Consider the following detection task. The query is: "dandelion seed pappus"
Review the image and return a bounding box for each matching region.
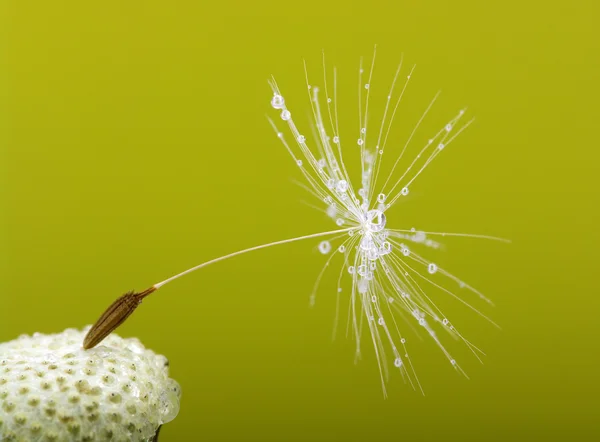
[266,46,509,394]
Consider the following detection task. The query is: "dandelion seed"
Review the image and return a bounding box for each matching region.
[84,48,507,396]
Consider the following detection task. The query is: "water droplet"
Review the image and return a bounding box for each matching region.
[445,124,452,132]
[378,317,385,325]
[394,357,402,367]
[357,139,364,146]
[333,135,340,144]
[364,84,370,90]
[336,218,344,226]
[348,266,355,274]
[296,159,303,166]
[401,187,409,196]
[281,110,291,121]
[336,180,348,193]
[402,247,410,257]
[327,98,332,103]
[428,263,438,274]
[326,178,335,189]
[358,279,368,294]
[400,338,406,344]
[442,318,449,326]
[338,245,346,253]
[271,94,285,109]
[297,135,306,143]
[450,359,456,365]
[377,193,386,203]
[361,128,366,134]
[388,297,394,303]
[419,318,425,326]
[371,295,377,303]
[365,209,386,232]
[318,241,331,254]
[438,143,445,150]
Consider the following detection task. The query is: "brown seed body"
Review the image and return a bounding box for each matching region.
[83,287,156,350]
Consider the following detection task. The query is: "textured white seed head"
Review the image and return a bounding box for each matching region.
[0,327,181,442]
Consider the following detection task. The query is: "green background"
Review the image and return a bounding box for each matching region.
[1,1,599,440]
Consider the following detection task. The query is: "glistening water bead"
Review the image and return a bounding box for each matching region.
[365,210,386,232]
[318,241,332,254]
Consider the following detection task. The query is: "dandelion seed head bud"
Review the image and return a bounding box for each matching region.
[0,327,180,441]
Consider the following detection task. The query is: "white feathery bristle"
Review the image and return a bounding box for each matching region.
[0,327,180,441]
[265,48,508,395]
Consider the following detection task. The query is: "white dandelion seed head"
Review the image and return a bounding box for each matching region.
[0,328,180,441]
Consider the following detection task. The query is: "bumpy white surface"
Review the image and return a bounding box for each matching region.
[0,327,180,441]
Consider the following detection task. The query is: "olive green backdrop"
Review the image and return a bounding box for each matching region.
[1,1,599,441]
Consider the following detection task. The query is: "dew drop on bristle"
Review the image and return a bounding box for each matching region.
[445,124,452,132]
[271,94,285,109]
[336,180,348,193]
[297,135,306,143]
[318,241,331,254]
[333,136,339,144]
[326,205,337,218]
[281,110,291,121]
[358,279,369,294]
[296,159,303,166]
[394,358,402,367]
[401,187,409,196]
[338,245,346,253]
[438,143,445,150]
[377,193,386,203]
[336,218,344,226]
[365,210,386,232]
[428,263,438,274]
[348,266,355,275]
